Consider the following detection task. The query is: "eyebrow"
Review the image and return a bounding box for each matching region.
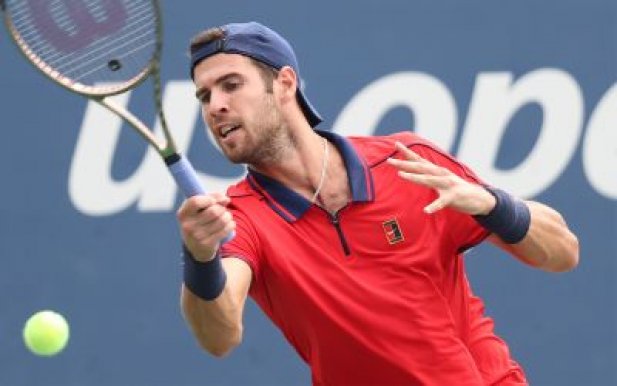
[195,72,242,100]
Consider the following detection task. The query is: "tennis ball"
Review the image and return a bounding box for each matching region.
[23,310,70,356]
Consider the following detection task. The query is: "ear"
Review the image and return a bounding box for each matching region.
[275,66,298,103]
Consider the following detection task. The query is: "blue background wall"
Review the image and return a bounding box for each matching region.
[0,0,615,385]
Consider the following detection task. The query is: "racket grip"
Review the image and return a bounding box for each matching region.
[167,155,235,244]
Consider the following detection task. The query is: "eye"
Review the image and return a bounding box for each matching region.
[222,79,241,92]
[197,90,211,104]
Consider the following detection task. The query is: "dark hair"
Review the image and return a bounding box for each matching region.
[190,27,279,92]
[189,27,224,55]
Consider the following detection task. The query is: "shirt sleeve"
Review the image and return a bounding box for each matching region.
[219,204,262,288]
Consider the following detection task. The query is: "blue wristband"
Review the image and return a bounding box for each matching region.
[473,186,531,244]
[182,245,227,300]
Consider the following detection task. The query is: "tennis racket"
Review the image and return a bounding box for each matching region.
[1,0,233,242]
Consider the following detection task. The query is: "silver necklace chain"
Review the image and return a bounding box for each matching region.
[311,137,329,203]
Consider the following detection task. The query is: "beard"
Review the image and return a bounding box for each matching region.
[223,95,292,167]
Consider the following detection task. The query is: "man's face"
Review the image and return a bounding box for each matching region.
[193,53,288,165]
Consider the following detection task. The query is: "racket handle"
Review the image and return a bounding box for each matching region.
[167,155,235,244]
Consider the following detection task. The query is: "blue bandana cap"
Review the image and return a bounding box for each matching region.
[190,22,322,128]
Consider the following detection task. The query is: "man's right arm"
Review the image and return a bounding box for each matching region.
[177,193,250,357]
[181,256,252,357]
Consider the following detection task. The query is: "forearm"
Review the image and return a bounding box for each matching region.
[490,201,579,272]
[181,282,244,357]
[181,257,251,357]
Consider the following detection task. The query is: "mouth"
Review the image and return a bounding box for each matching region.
[219,124,241,139]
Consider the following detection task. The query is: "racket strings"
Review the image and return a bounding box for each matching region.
[62,24,155,82]
[41,5,153,71]
[28,1,152,79]
[6,0,158,88]
[26,3,153,70]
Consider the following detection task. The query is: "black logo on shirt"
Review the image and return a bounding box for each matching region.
[382,218,404,245]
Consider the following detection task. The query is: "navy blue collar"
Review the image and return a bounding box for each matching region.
[246,130,375,222]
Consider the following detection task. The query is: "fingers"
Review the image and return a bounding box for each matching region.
[424,196,448,214]
[397,172,453,189]
[388,159,450,180]
[209,191,232,206]
[177,194,230,218]
[395,171,457,214]
[394,141,423,161]
[387,142,452,191]
[177,194,236,261]
[187,210,235,245]
[387,142,448,177]
[388,141,470,215]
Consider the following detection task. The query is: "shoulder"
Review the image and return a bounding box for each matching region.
[224,178,265,216]
[226,178,254,198]
[346,131,448,166]
[347,130,482,182]
[224,177,274,221]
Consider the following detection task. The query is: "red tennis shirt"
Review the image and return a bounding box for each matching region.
[220,131,527,386]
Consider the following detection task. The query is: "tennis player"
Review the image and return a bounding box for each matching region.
[177,22,579,386]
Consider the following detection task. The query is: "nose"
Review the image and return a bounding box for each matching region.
[206,89,229,118]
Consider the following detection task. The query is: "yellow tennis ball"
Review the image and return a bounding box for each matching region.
[23,310,70,356]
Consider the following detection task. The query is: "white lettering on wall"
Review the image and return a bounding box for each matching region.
[69,69,615,215]
[583,82,617,199]
[458,69,583,197]
[332,72,458,152]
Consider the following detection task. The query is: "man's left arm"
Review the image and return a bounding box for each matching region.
[387,141,579,273]
[485,200,579,272]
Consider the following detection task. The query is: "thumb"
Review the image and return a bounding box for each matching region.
[211,192,232,206]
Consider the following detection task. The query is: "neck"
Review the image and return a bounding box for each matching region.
[249,131,332,201]
[310,137,329,203]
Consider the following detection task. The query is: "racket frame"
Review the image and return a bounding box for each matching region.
[0,0,235,243]
[1,0,177,158]
[1,0,235,242]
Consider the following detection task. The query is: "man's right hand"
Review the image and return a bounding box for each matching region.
[177,193,236,262]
